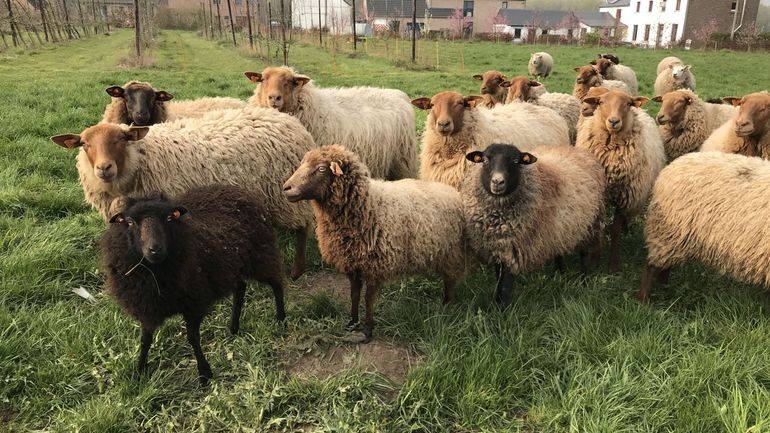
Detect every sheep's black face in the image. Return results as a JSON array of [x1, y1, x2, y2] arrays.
[[466, 143, 537, 196], [105, 83, 173, 126], [109, 202, 187, 264]]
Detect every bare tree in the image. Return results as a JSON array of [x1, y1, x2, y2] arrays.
[[447, 8, 471, 40], [693, 17, 719, 50], [738, 22, 761, 52], [6, 0, 19, 46]]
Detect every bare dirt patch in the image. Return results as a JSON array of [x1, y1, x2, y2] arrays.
[[288, 339, 422, 385], [292, 271, 350, 303]]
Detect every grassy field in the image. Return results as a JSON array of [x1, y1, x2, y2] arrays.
[[2, 30, 770, 432]]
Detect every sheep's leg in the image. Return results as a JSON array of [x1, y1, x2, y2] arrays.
[[442, 279, 456, 305], [268, 277, 286, 322], [229, 281, 247, 335], [346, 272, 363, 331], [554, 256, 566, 273], [657, 268, 671, 286], [608, 209, 626, 273], [184, 316, 212, 384], [290, 226, 309, 280], [134, 325, 155, 379], [362, 281, 380, 342], [495, 265, 515, 308], [638, 262, 662, 302], [580, 226, 604, 274]]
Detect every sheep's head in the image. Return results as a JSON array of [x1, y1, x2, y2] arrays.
[[50, 124, 149, 183], [466, 143, 536, 196], [283, 145, 359, 203], [670, 64, 691, 83], [597, 53, 620, 65], [472, 71, 507, 96], [589, 58, 614, 76], [105, 81, 173, 126], [580, 87, 610, 117], [244, 67, 310, 112], [530, 53, 543, 66], [411, 92, 483, 136], [503, 76, 542, 102], [108, 195, 187, 264], [652, 90, 693, 126], [574, 65, 601, 87], [728, 92, 770, 138], [583, 90, 649, 134]]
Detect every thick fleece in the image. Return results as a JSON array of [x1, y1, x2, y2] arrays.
[[462, 145, 606, 274], [592, 58, 639, 95], [700, 92, 770, 158], [653, 64, 697, 96], [656, 56, 682, 75], [504, 77, 580, 143], [572, 66, 631, 100], [528, 52, 554, 78]]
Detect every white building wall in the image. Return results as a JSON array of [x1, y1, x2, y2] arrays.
[[600, 0, 688, 47], [292, 0, 352, 33]]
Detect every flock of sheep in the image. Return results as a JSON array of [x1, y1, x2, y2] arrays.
[[48, 50, 770, 383]]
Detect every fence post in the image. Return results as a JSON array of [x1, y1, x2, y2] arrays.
[[133, 0, 140, 58], [226, 0, 236, 45]]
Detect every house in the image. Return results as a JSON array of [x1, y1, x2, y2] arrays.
[[599, 0, 761, 47], [292, 0, 354, 34], [495, 9, 625, 42]]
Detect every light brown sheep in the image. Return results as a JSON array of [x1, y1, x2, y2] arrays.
[[572, 65, 631, 100], [576, 90, 665, 272], [473, 70, 508, 108], [576, 87, 611, 134], [282, 145, 466, 342], [700, 92, 770, 159]]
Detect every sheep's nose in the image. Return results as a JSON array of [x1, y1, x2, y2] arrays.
[[491, 177, 505, 187], [269, 95, 282, 101], [609, 118, 621, 127], [148, 245, 163, 255], [481, 86, 489, 94], [96, 162, 113, 174], [438, 120, 450, 128], [283, 184, 292, 191], [737, 120, 750, 127], [656, 115, 667, 124]]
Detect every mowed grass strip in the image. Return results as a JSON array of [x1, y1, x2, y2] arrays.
[[1, 30, 770, 432]]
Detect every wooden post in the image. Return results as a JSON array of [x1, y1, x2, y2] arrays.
[[226, 0, 236, 45], [201, 2, 208, 38], [280, 0, 287, 64], [215, 0, 222, 37], [133, 0, 140, 58], [351, 0, 355, 51], [256, 0, 260, 36], [317, 0, 321, 45], [245, 0, 253, 47], [411, 0, 416, 62], [103, 0, 110, 32]]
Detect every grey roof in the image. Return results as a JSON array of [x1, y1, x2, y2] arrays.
[[601, 0, 631, 7], [356, 0, 428, 18], [497, 9, 623, 28]]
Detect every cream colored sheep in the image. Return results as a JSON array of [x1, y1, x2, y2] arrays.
[[591, 58, 639, 95], [51, 107, 316, 279], [653, 90, 737, 161], [504, 76, 581, 143], [700, 92, 770, 158], [412, 91, 570, 190], [528, 52, 554, 79], [282, 145, 466, 342], [640, 151, 770, 301], [576, 90, 665, 272], [656, 56, 682, 75], [653, 64, 697, 96], [245, 67, 417, 180]]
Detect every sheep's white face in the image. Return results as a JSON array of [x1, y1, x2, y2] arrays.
[[671, 65, 689, 82], [530, 54, 542, 66]]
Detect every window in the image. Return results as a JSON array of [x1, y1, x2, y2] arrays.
[[675, 0, 681, 10], [636, 1, 641, 12], [632, 24, 638, 41], [502, 1, 508, 8], [541, 29, 548, 35], [731, 1, 737, 12], [463, 0, 474, 17], [671, 23, 678, 41], [657, 23, 664, 42], [661, 0, 666, 11], [648, 1, 653, 11], [644, 24, 650, 41]]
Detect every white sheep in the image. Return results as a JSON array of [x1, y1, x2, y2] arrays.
[[245, 67, 417, 180], [653, 64, 697, 96], [503, 76, 581, 143], [656, 56, 682, 75], [101, 81, 246, 126], [528, 52, 554, 79], [576, 90, 665, 272], [411, 91, 571, 190], [51, 106, 316, 279], [462, 143, 606, 306], [640, 151, 770, 301], [653, 90, 737, 161]]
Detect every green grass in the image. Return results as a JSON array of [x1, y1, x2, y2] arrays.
[[2, 30, 770, 432]]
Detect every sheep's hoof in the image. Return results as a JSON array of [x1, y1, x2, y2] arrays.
[[290, 266, 305, 281]]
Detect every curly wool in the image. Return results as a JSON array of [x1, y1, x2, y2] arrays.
[[660, 90, 737, 160], [101, 185, 283, 329], [576, 108, 665, 216], [420, 103, 570, 190], [462, 145, 606, 273], [644, 152, 770, 287], [101, 81, 246, 125], [250, 74, 417, 180], [310, 146, 466, 284], [654, 67, 696, 96], [77, 107, 315, 232]]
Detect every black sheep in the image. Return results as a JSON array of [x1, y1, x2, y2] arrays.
[[101, 185, 285, 383]]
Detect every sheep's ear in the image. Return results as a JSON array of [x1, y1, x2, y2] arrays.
[[411, 98, 432, 110], [464, 96, 483, 108], [573, 67, 581, 72], [668, 64, 675, 70], [723, 97, 742, 106], [633, 97, 650, 108], [583, 96, 600, 106], [50, 134, 82, 149], [589, 59, 598, 65], [500, 80, 512, 88], [106, 86, 125, 98], [330, 161, 344, 176], [167, 206, 187, 221], [109, 212, 126, 224], [466, 151, 484, 163], [517, 153, 537, 165], [529, 80, 542, 87], [293, 75, 311, 87], [472, 74, 483, 80], [125, 126, 150, 141], [244, 72, 263, 83], [651, 95, 663, 103], [683, 65, 691, 71], [155, 90, 174, 101]]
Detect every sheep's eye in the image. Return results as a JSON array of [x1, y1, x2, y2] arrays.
[[318, 165, 327, 172]]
